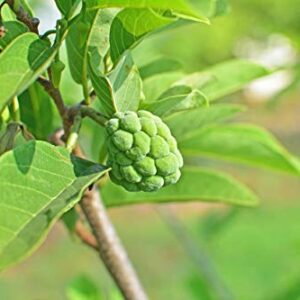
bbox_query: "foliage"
[0,141,107,270]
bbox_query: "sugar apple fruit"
[106,110,183,192]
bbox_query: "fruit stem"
[80,105,108,126]
[10,96,20,122]
[66,114,82,152]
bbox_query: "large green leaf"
[143,71,184,101]
[0,33,55,112]
[0,141,108,271]
[110,8,174,62]
[139,57,182,79]
[19,82,55,140]
[90,51,142,116]
[181,124,300,175]
[101,167,258,206]
[142,85,207,117]
[102,167,259,207]
[175,60,270,101]
[85,0,210,23]
[0,21,28,49]
[88,67,115,117]
[165,104,245,142]
[66,9,117,85]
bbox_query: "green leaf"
[66,275,103,300]
[102,167,259,207]
[61,208,79,233]
[175,60,270,101]
[66,15,89,84]
[195,0,230,17]
[85,0,210,23]
[181,124,300,175]
[213,0,230,17]
[143,71,184,101]
[90,51,142,116]
[19,0,34,17]
[165,104,245,142]
[186,275,214,300]
[19,82,54,140]
[139,57,182,79]
[110,8,174,62]
[0,141,108,271]
[142,85,208,117]
[88,68,115,116]
[0,33,55,112]
[55,0,79,16]
[66,9,117,85]
[0,21,28,49]
[78,113,107,163]
[0,4,15,21]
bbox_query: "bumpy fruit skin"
[106,110,183,192]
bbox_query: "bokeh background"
[1,0,300,299]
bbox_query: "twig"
[80,188,148,300]
[37,76,66,119]
[80,105,108,126]
[37,76,71,134]
[10,96,20,121]
[40,29,57,39]
[66,114,82,152]
[5,0,39,33]
[48,128,65,146]
[75,221,99,251]
[157,206,234,300]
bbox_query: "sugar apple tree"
[1,1,300,299]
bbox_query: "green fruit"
[111,130,133,151]
[106,110,183,192]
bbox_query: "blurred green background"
[1,0,300,299]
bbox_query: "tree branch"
[5,0,39,33]
[75,221,99,251]
[37,77,67,118]
[80,188,148,300]
[37,76,71,135]
[80,105,108,126]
